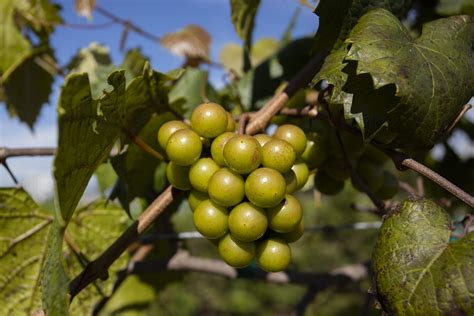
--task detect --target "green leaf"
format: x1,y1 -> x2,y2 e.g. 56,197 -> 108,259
313,10 -> 474,149
121,47 -> 150,79
437,0 -> 474,16
0,188 -> 54,315
230,0 -> 261,51
111,114 -> 171,212
372,198 -> 474,315
54,65 -> 174,224
67,43 -> 115,98
312,0 -> 411,52
41,220 -> 69,316
169,68 -> 219,117
219,38 -> 280,75
2,52 -> 55,129
0,188 -> 129,315
95,162 -> 118,196
237,38 -> 313,110
0,0 -> 31,76
15,0 -> 63,39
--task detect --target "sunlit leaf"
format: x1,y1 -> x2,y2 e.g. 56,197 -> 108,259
373,198 -> 474,315
75,0 -> 96,20
230,0 -> 261,50
161,25 -> 211,61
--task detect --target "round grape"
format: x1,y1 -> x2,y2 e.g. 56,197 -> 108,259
223,135 -> 262,174
218,234 -> 255,268
193,199 -> 229,239
166,161 -> 191,190
245,168 -> 286,208
256,238 -> 291,272
210,132 -> 235,166
188,190 -> 208,211
189,158 -> 220,192
208,168 -> 245,207
261,139 -> 296,173
273,124 -> 307,156
157,120 -> 189,150
266,195 -> 303,233
191,102 -> 228,138
166,129 -> 202,166
228,202 -> 268,242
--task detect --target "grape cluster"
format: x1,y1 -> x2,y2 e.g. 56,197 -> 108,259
157,102 -> 309,272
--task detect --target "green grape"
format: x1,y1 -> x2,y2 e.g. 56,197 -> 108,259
208,167 -> 245,207
226,112 -> 236,132
301,132 -> 328,169
291,159 -> 309,190
157,120 -> 189,150
223,135 -> 262,174
188,158 -> 220,192
218,234 -> 255,268
273,124 -> 307,156
261,139 -> 296,173
283,170 -> 298,194
277,219 -> 304,243
188,190 -> 208,211
228,202 -> 268,242
210,132 -> 235,166
193,199 -> 229,239
266,195 -> 303,233
356,160 -> 384,192
256,238 -> 291,272
374,171 -> 398,199
166,129 -> 202,166
166,161 -> 191,190
191,102 -> 228,138
314,170 -> 345,195
254,134 -> 271,147
245,168 -> 286,208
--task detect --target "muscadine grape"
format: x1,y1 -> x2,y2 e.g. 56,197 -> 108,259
245,168 -> 286,208
166,162 -> 191,190
228,202 -> 268,242
266,195 -> 303,233
226,112 -> 236,132
261,139 -> 296,173
273,124 -> 307,156
157,120 -> 189,150
301,132 -> 328,169
191,102 -> 228,138
193,199 -> 229,239
254,134 -> 271,146
277,219 -> 304,243
374,171 -> 398,199
189,158 -> 220,192
256,238 -> 291,272
356,160 -> 384,192
313,170 -> 345,195
283,170 -> 298,194
223,135 -> 262,174
291,159 -> 309,190
210,132 -> 235,166
218,234 -> 255,268
208,168 -> 245,207
166,129 -> 202,166
188,190 -> 208,211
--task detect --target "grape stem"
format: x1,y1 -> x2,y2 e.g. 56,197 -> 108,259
121,127 -> 165,161
68,186 -> 181,300
238,113 -> 250,135
245,51 -> 328,135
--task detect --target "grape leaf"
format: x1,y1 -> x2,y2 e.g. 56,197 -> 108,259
111,114 -> 172,212
237,38 -> 313,110
54,65 -> 172,224
169,68 -> 219,118
313,9 -> 474,149
75,0 -> 96,20
219,37 -> 280,75
312,0 -> 412,52
230,0 -> 261,51
94,162 -> 117,196
121,47 -> 150,79
67,42 -> 115,98
0,0 -> 31,76
2,52 -> 55,129
437,0 -> 474,16
0,188 -> 53,315
160,25 -> 211,61
0,188 -> 129,315
15,0 -> 62,39
373,198 -> 474,315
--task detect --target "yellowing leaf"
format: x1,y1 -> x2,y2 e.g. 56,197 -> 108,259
75,0 -> 96,20
161,25 -> 211,60
373,198 -> 474,315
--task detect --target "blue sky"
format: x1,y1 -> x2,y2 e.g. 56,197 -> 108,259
0,0 -> 318,201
